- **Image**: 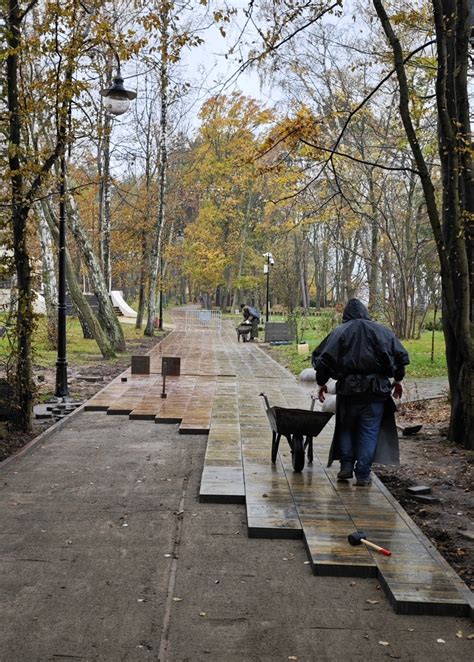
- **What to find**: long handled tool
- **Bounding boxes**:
[348,530,392,556]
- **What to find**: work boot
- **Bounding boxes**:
[355,478,372,487]
[337,466,353,480]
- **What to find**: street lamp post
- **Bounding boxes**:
[54,66,136,398]
[55,153,68,397]
[263,252,274,323]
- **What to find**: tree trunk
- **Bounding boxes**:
[6,1,93,431]
[299,235,309,310]
[40,200,114,358]
[367,175,380,313]
[145,7,169,336]
[7,0,34,431]
[38,208,58,349]
[434,0,474,448]
[99,112,112,291]
[373,0,473,447]
[135,230,148,329]
[66,194,126,352]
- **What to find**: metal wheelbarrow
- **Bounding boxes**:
[236,322,252,342]
[260,393,333,472]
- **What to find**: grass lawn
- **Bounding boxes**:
[0,316,159,369]
[225,313,447,380]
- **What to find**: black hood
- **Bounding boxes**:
[342,299,370,322]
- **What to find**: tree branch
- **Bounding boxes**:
[299,138,420,174]
[19,0,40,22]
[266,38,435,204]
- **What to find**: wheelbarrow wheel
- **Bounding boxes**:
[304,436,313,464]
[292,435,305,472]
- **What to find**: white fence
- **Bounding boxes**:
[185,309,222,331]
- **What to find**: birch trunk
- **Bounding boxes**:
[136,102,155,329]
[145,6,169,336]
[40,200,114,358]
[66,193,126,352]
[99,112,112,290]
[135,230,148,329]
[38,209,58,348]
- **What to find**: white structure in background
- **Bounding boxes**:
[110,290,137,318]
[0,287,46,315]
[0,249,46,314]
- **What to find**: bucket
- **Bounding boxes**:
[298,342,309,355]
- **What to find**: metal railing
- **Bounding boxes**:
[185,309,222,331]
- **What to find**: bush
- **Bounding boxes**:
[424,318,443,331]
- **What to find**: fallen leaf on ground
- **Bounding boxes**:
[378,641,390,646]
[436,639,445,644]
[199,612,206,617]
[366,599,379,604]
[456,631,463,639]
[173,597,182,602]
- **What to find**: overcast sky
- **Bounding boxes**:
[180,1,283,122]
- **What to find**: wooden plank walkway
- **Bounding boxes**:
[84,311,473,617]
[199,378,245,503]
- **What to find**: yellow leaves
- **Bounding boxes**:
[213,8,236,23]
[344,214,362,234]
[271,105,320,146]
[258,104,322,172]
[391,8,431,31]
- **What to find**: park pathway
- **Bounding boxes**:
[83,310,472,619]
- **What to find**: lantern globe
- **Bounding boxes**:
[101,75,137,117]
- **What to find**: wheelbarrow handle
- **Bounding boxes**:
[259,393,271,410]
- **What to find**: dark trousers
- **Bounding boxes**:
[338,398,385,481]
[251,319,258,339]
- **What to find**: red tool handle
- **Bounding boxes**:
[361,538,392,556]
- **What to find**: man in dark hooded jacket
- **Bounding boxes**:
[240,304,260,340]
[312,299,409,486]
